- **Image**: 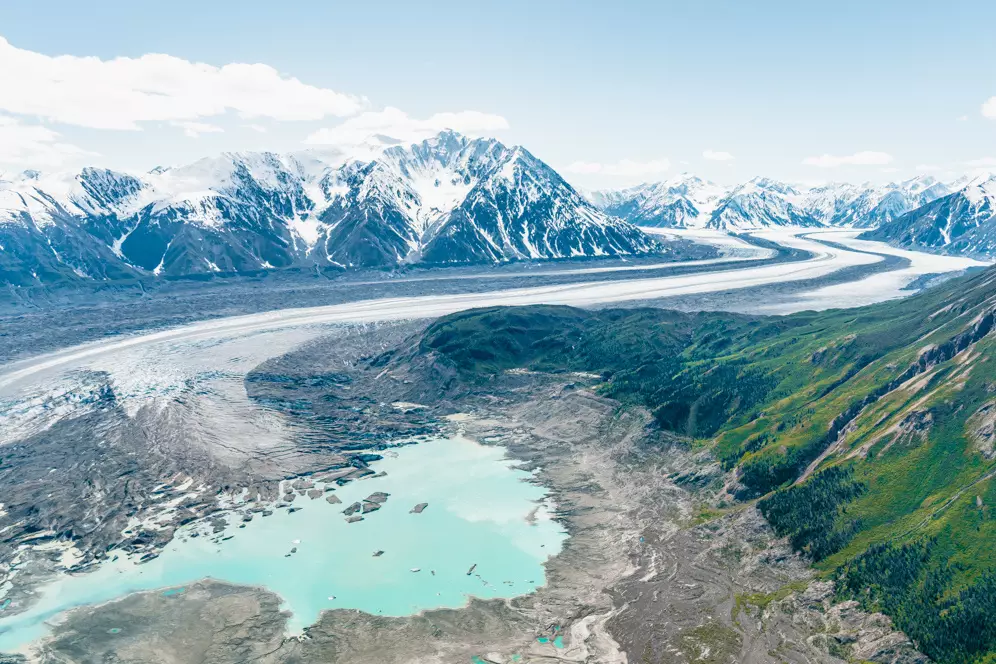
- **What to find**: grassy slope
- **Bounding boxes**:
[418,267,996,664]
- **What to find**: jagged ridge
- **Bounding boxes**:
[0,132,665,284]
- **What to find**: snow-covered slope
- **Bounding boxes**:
[591,175,818,230]
[708,178,820,229]
[0,168,154,285]
[802,176,950,228]
[589,174,729,228]
[860,175,996,257]
[0,132,667,284]
[592,174,952,231]
[315,131,660,267]
[592,176,822,230]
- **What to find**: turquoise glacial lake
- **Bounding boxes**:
[0,435,566,650]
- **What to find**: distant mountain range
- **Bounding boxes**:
[591,171,996,259]
[860,174,996,258]
[589,174,953,231]
[0,131,665,286]
[4,131,995,288]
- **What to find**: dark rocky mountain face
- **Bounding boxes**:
[0,209,142,286]
[316,162,423,268]
[417,146,661,264]
[0,133,667,285]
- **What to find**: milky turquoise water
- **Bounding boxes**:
[0,435,566,651]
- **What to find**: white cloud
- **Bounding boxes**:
[702,149,734,161]
[0,37,364,131]
[566,158,671,177]
[0,115,94,168]
[982,98,996,119]
[171,121,224,138]
[958,114,970,122]
[915,164,940,172]
[0,39,510,170]
[802,151,894,168]
[304,107,508,147]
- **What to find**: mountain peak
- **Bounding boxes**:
[962,174,996,204]
[665,172,706,187]
[734,177,799,197]
[904,174,938,186]
[966,172,996,190]
[412,128,470,152]
[2,132,669,284]
[428,127,467,142]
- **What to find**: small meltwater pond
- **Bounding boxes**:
[0,435,567,650]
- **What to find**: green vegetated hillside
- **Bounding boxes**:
[419,266,996,664]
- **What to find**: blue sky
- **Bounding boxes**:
[0,0,994,188]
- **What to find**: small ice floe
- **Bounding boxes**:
[292,539,301,545]
[391,401,426,412]
[410,568,421,572]
[327,596,336,601]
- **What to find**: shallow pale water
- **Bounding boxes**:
[0,435,566,650]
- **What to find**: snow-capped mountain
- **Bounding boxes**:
[0,132,667,285]
[591,174,953,231]
[860,175,996,257]
[314,131,659,267]
[589,174,729,228]
[802,176,950,228]
[0,154,328,284]
[708,177,820,229]
[0,168,152,285]
[590,175,818,230]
